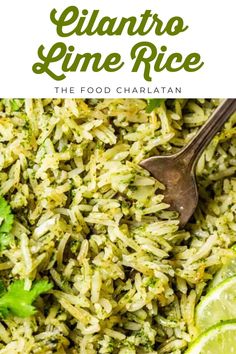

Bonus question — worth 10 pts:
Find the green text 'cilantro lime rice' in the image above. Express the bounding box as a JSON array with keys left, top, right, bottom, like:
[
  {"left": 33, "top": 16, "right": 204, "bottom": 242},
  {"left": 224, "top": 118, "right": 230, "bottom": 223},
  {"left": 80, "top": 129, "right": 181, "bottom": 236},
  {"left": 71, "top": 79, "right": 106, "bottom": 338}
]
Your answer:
[{"left": 0, "top": 98, "right": 235, "bottom": 353}]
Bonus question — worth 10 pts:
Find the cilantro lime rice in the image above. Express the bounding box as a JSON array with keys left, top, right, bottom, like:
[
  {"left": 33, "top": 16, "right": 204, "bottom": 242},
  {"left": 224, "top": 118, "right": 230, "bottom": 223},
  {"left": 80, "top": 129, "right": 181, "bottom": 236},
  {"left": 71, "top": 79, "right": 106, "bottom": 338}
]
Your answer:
[{"left": 0, "top": 98, "right": 235, "bottom": 353}]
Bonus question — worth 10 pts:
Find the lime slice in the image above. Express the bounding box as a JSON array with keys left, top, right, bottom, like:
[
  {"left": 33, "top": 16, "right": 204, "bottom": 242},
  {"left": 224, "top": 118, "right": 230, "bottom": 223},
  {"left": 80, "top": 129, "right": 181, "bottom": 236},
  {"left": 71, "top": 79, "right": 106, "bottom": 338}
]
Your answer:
[
  {"left": 185, "top": 321, "right": 236, "bottom": 354},
  {"left": 196, "top": 275, "right": 236, "bottom": 332},
  {"left": 209, "top": 246, "right": 236, "bottom": 289}
]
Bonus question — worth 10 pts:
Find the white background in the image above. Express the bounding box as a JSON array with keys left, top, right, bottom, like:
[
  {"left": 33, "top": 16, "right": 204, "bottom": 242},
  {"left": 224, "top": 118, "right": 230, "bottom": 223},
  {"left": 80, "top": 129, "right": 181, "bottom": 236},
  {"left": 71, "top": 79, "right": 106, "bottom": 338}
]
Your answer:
[{"left": 0, "top": 0, "right": 235, "bottom": 98}]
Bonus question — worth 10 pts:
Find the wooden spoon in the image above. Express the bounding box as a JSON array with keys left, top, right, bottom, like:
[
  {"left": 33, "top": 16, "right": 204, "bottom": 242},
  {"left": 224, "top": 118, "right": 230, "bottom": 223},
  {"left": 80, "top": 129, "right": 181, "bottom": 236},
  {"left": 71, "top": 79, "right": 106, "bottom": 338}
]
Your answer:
[{"left": 140, "top": 99, "right": 236, "bottom": 227}]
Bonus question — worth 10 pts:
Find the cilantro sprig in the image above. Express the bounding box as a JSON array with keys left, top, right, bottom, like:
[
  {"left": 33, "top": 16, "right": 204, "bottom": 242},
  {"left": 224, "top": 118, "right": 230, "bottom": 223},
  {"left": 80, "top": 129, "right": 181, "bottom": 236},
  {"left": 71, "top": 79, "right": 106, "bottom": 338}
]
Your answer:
[
  {"left": 0, "top": 196, "right": 14, "bottom": 250},
  {"left": 0, "top": 280, "right": 52, "bottom": 318}
]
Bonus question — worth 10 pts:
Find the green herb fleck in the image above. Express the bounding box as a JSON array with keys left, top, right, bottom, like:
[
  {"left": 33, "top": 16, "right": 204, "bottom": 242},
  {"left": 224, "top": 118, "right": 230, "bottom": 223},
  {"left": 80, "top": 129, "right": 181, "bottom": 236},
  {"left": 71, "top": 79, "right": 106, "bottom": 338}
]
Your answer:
[
  {"left": 0, "top": 196, "right": 14, "bottom": 250},
  {"left": 10, "top": 99, "right": 24, "bottom": 112},
  {"left": 146, "top": 99, "right": 165, "bottom": 113}
]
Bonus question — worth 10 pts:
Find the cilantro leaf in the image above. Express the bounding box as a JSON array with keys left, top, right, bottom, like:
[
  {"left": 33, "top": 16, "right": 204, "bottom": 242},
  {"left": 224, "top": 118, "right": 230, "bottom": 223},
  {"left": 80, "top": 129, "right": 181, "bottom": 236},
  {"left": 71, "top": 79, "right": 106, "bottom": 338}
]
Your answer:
[
  {"left": 0, "top": 196, "right": 14, "bottom": 250},
  {"left": 146, "top": 99, "right": 166, "bottom": 113},
  {"left": 0, "top": 280, "right": 52, "bottom": 318}
]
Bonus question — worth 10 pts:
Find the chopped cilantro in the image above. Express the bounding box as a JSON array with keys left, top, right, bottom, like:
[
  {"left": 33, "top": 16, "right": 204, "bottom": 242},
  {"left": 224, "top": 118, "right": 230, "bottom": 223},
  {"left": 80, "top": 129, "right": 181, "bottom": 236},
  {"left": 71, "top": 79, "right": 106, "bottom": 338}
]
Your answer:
[
  {"left": 10, "top": 99, "right": 24, "bottom": 112},
  {"left": 146, "top": 99, "right": 165, "bottom": 113},
  {"left": 0, "top": 196, "right": 14, "bottom": 250}
]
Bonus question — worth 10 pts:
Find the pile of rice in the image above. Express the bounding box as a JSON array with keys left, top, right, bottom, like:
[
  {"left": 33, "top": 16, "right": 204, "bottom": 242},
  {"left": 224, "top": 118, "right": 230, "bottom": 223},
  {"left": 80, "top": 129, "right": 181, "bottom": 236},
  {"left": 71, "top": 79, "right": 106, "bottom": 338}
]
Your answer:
[{"left": 0, "top": 98, "right": 235, "bottom": 354}]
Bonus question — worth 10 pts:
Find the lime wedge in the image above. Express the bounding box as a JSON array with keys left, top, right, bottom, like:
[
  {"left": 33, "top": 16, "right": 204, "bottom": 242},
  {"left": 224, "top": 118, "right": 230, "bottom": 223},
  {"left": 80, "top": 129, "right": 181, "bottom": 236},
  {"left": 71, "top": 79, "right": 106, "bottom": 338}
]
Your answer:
[
  {"left": 185, "top": 321, "right": 236, "bottom": 354},
  {"left": 209, "top": 246, "right": 236, "bottom": 289},
  {"left": 196, "top": 275, "right": 236, "bottom": 332}
]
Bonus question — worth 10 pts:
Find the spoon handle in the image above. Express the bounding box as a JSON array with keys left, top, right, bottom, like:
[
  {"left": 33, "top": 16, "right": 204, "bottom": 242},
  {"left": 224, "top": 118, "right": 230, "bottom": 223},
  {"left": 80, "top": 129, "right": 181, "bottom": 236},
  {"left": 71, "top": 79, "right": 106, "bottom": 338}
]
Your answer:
[{"left": 180, "top": 99, "right": 236, "bottom": 168}]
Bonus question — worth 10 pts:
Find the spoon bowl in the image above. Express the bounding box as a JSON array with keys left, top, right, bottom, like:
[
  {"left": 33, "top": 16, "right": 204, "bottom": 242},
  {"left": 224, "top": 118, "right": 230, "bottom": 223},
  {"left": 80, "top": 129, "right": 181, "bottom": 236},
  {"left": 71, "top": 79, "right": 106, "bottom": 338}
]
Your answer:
[
  {"left": 140, "top": 99, "right": 236, "bottom": 227},
  {"left": 140, "top": 154, "right": 198, "bottom": 227}
]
